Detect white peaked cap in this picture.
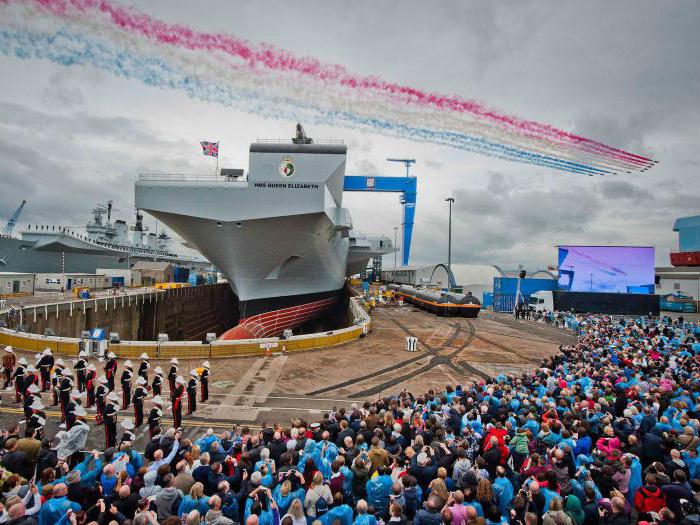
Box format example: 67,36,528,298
78,350,87,357
26,365,36,372
140,353,150,359
18,357,27,365
124,360,132,368
107,391,119,401
121,418,135,430
154,366,163,374
4,346,12,352
107,352,116,358
136,377,147,384
30,399,44,410
28,384,40,393
98,375,107,383
151,395,163,404
43,348,52,355
176,375,185,384
34,417,46,428
73,405,87,417
88,363,96,371
70,389,81,398
55,358,65,366
34,353,41,360
202,361,210,368
170,357,178,364
190,369,198,377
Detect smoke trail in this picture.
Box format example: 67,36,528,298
31,0,651,167
0,0,655,173
0,26,609,175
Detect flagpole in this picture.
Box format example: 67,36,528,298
215,141,219,176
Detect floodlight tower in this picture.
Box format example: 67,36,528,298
386,158,416,178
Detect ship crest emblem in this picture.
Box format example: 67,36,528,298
279,156,295,177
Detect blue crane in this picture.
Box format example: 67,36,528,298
343,162,417,266
2,200,26,237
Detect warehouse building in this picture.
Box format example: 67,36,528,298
0,272,35,296
34,273,112,292
655,266,700,301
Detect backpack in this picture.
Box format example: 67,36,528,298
314,489,329,516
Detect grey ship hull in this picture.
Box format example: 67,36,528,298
135,139,351,340
0,235,210,274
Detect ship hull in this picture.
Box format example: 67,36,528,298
220,290,340,339
0,236,210,274
136,138,352,340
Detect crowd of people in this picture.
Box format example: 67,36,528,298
0,313,698,525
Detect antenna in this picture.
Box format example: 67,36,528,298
386,158,416,177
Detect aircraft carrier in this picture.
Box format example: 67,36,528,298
135,125,394,340
0,202,211,274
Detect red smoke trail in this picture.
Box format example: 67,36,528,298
31,0,654,168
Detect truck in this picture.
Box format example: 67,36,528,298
529,290,660,316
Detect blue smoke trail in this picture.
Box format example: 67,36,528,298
0,28,607,175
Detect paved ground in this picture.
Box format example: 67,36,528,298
0,305,575,449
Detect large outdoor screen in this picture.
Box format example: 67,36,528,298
557,245,655,294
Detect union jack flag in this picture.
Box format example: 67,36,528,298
200,141,219,158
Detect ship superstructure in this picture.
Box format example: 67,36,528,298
0,201,211,274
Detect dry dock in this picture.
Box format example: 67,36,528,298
0,304,575,448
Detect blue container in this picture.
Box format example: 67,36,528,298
482,292,493,309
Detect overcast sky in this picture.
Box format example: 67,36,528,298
1,1,698,269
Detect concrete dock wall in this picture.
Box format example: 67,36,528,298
1,284,237,341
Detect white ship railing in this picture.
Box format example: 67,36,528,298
255,138,344,144
138,174,247,182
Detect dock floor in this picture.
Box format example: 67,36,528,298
0,305,575,448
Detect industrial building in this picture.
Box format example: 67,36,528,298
131,261,174,286
0,272,35,296
34,273,112,292
671,215,700,266
96,268,143,288
655,266,700,301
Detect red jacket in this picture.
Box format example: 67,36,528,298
634,486,665,514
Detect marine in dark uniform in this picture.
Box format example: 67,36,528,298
120,360,133,409
65,391,82,430
85,364,97,408
167,358,179,395
23,384,40,422
95,376,108,425
27,413,46,442
171,377,185,429
147,396,163,440
133,377,147,427
200,360,210,403
51,359,65,406
119,418,136,446
74,351,88,392
58,372,73,425
152,366,163,397
23,366,39,398
13,358,27,403
104,352,118,391
137,353,150,383
186,371,197,415
37,349,54,392
104,393,119,448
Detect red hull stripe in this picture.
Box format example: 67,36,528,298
220,296,337,340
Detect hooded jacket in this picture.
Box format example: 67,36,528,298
155,486,184,522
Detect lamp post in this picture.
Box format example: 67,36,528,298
445,197,454,290
393,226,398,283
